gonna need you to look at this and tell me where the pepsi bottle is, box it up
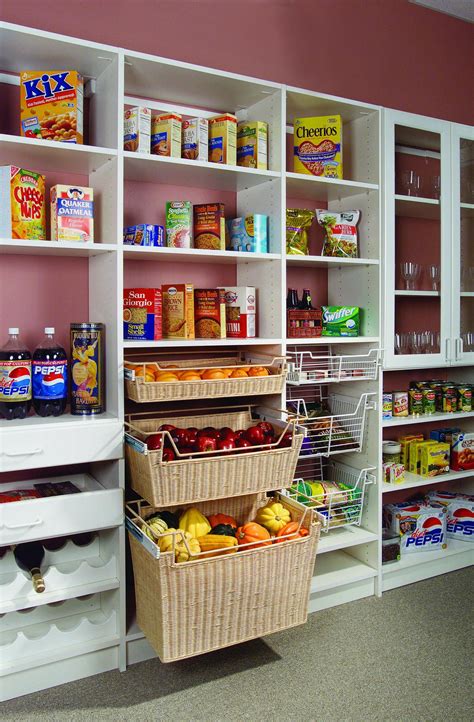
[32,328,68,417]
[0,328,32,420]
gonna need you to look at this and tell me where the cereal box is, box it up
[294,115,342,178]
[193,204,226,250]
[51,185,94,242]
[450,432,474,471]
[123,288,162,341]
[20,70,83,143]
[162,284,195,339]
[237,121,268,169]
[419,442,450,477]
[209,114,237,165]
[123,225,164,247]
[194,289,226,339]
[228,215,268,253]
[123,106,151,153]
[151,113,182,157]
[166,201,192,248]
[182,118,208,161]
[321,306,360,337]
[0,165,46,240]
[218,286,256,338]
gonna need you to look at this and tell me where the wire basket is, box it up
[287,347,380,385]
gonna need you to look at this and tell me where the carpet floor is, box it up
[3,568,473,722]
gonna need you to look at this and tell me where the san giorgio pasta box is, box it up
[123,288,162,340]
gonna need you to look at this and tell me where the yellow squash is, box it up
[142,517,168,541]
[255,502,291,533]
[197,534,238,558]
[179,507,211,538]
[175,532,201,563]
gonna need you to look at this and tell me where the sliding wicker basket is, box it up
[125,407,303,507]
[124,352,286,403]
[126,493,320,662]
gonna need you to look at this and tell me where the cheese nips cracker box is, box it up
[123,288,162,341]
[51,185,94,242]
[0,166,46,240]
[20,70,83,143]
[294,115,342,179]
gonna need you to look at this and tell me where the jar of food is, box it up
[382,528,400,564]
[383,441,402,464]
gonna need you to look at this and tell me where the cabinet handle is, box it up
[445,338,450,360]
[3,518,43,530]
[3,448,43,457]
[458,337,464,359]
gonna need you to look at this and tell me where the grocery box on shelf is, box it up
[20,70,84,144]
[0,166,46,240]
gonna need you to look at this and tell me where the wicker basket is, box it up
[126,493,320,662]
[124,353,286,403]
[125,407,303,507]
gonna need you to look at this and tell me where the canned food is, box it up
[393,391,409,417]
[70,323,105,415]
[442,385,457,414]
[382,392,393,420]
[429,382,444,412]
[409,388,424,416]
[457,385,472,412]
[422,387,436,415]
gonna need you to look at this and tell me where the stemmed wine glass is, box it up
[394,333,410,355]
[427,264,441,292]
[401,171,423,197]
[401,262,421,291]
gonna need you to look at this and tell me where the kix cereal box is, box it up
[237,121,268,169]
[162,284,195,339]
[0,166,46,240]
[151,113,182,157]
[209,114,237,165]
[123,288,162,341]
[294,115,342,178]
[20,70,83,143]
[51,185,94,242]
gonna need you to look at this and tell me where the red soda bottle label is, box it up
[0,360,32,402]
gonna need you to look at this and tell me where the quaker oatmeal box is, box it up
[51,185,94,242]
[218,286,256,338]
[162,284,195,339]
[193,203,226,250]
[0,165,46,240]
[123,288,162,341]
[194,289,226,339]
[20,70,83,143]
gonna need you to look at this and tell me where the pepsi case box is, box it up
[426,491,474,543]
[384,501,447,555]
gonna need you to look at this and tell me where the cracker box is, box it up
[162,284,195,339]
[228,214,268,253]
[166,201,193,248]
[193,204,226,250]
[0,165,46,240]
[399,434,424,467]
[383,463,405,484]
[123,224,164,247]
[123,106,151,153]
[182,118,208,161]
[408,439,437,475]
[218,286,256,338]
[294,115,342,179]
[123,288,162,341]
[194,289,226,339]
[20,70,83,143]
[450,432,474,471]
[237,121,268,170]
[321,306,360,337]
[51,185,94,242]
[151,113,182,157]
[419,442,450,477]
[209,114,237,165]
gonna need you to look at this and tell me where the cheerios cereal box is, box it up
[0,165,46,240]
[294,115,342,178]
[20,70,84,144]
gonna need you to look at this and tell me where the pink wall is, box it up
[2,0,473,124]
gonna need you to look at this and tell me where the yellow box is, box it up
[420,443,450,477]
[162,284,195,339]
[20,70,83,143]
[294,115,342,178]
[409,439,436,475]
[0,166,46,240]
[399,434,424,467]
[151,113,182,157]
[237,121,268,170]
[209,114,237,165]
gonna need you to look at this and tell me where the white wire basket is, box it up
[286,347,380,385]
[283,459,376,532]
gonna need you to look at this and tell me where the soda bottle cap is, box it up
[44,327,55,335]
[8,327,19,335]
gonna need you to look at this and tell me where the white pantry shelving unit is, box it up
[0,20,471,701]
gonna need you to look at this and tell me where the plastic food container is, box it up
[382,441,401,464]
[382,529,400,564]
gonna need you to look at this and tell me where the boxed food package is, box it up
[430,427,461,443]
[317,209,359,258]
[182,118,208,161]
[321,306,360,337]
[218,286,256,338]
[384,501,447,554]
[123,106,151,153]
[20,70,83,143]
[193,203,226,250]
[237,121,268,169]
[382,463,405,484]
[0,165,46,240]
[123,288,162,341]
[228,214,268,253]
[426,491,474,543]
[194,289,226,339]
[293,115,342,178]
[382,393,393,419]
[162,284,195,339]
[123,224,164,247]
[408,439,437,475]
[151,113,182,157]
[399,434,424,467]
[419,442,450,477]
[166,201,192,248]
[50,185,94,242]
[209,114,237,165]
[450,432,474,470]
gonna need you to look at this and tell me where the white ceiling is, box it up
[410,0,474,22]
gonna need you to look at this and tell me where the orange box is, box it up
[20,70,84,144]
[162,284,195,339]
[0,165,46,240]
[209,114,237,165]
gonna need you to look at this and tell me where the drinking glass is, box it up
[461,266,474,292]
[394,333,410,355]
[427,264,441,292]
[408,331,423,355]
[431,175,441,199]
[421,331,436,354]
[401,262,421,290]
[462,332,474,352]
[401,171,423,197]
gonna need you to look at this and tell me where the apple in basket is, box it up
[244,425,265,446]
[146,433,162,451]
[161,448,176,462]
[236,438,253,451]
[278,432,293,448]
[217,438,236,453]
[256,421,275,438]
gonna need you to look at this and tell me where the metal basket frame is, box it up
[286,347,381,385]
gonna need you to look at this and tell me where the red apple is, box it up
[146,433,163,450]
[217,438,236,453]
[172,428,189,447]
[236,438,252,450]
[219,427,234,439]
[234,429,247,440]
[202,426,216,435]
[187,430,198,447]
[279,432,293,448]
[257,421,275,437]
[244,425,265,446]
[161,447,176,462]
[178,446,194,457]
[159,424,176,432]
[197,436,218,453]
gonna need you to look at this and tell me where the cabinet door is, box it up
[383,109,452,369]
[451,123,474,365]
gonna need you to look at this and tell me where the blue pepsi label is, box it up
[32,359,67,400]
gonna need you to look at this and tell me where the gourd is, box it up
[146,510,179,529]
[210,524,237,537]
[255,502,291,533]
[157,528,180,553]
[142,516,168,541]
[197,534,237,558]
[175,532,201,563]
[235,522,271,550]
[179,508,211,538]
[274,521,309,543]
[207,513,238,530]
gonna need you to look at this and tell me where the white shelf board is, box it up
[123,246,280,264]
[286,255,379,268]
[123,338,282,349]
[0,135,116,174]
[311,550,378,594]
[382,540,474,592]
[460,202,474,216]
[123,152,280,190]
[286,336,379,345]
[394,290,439,297]
[0,239,117,257]
[0,411,119,432]
[0,575,120,614]
[382,468,474,494]
[286,172,378,201]
[460,292,474,297]
[395,194,440,219]
[382,410,474,427]
[317,526,378,554]
[286,85,380,124]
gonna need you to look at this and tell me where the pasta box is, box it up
[193,204,226,250]
[194,289,226,339]
[123,288,162,341]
